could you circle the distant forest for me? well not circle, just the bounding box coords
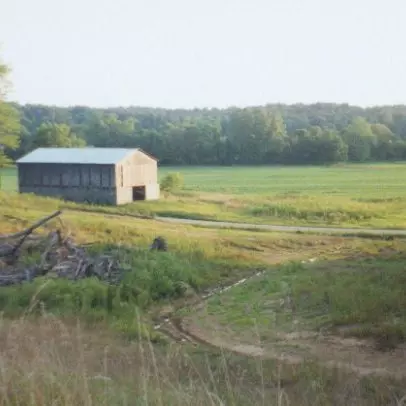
[7,103,406,165]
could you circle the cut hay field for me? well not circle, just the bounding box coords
[2,163,406,229]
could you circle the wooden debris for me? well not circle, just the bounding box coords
[0,210,62,241]
[0,211,122,286]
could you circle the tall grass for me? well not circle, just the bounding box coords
[0,239,259,340]
[0,314,405,405]
[0,314,239,405]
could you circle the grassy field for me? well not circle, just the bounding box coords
[1,191,406,403]
[194,250,406,347]
[1,190,368,335]
[164,164,406,197]
[2,168,406,404]
[3,163,406,229]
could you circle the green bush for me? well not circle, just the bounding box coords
[160,172,184,192]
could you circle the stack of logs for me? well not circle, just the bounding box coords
[0,210,122,286]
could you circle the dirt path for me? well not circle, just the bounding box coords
[176,316,406,380]
[154,262,406,381]
[65,207,406,237]
[157,300,406,380]
[155,216,406,237]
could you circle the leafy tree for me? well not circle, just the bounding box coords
[288,127,347,164]
[0,59,20,166]
[389,140,406,160]
[83,114,137,147]
[317,129,348,163]
[370,123,396,160]
[342,117,375,162]
[224,108,280,164]
[32,122,86,148]
[264,113,289,163]
[371,123,394,141]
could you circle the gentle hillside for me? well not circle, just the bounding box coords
[1,192,406,404]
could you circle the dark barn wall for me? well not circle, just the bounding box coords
[18,163,117,205]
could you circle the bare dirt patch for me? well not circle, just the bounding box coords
[156,241,406,382]
[180,315,406,379]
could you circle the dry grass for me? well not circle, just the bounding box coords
[0,191,375,267]
[0,315,212,405]
[0,314,405,405]
[0,312,290,406]
[1,189,406,404]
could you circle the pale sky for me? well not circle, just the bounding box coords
[1,0,405,108]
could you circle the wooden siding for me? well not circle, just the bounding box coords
[18,163,115,189]
[116,150,158,188]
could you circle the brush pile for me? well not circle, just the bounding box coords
[0,211,122,286]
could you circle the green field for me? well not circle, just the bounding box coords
[1,181,406,404]
[4,163,406,196]
[165,164,406,198]
[3,163,406,229]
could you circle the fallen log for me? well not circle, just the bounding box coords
[0,210,62,241]
[0,211,63,265]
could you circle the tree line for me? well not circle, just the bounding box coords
[2,58,406,165]
[6,103,406,165]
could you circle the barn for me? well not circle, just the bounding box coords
[16,147,160,205]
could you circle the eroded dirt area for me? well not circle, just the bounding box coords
[155,236,406,381]
[178,315,406,380]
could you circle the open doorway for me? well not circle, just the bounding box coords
[132,186,146,201]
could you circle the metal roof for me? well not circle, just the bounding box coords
[16,148,140,165]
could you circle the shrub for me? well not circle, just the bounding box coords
[160,172,184,193]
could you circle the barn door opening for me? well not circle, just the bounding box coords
[132,186,146,201]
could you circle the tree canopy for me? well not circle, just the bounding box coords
[31,122,86,149]
[6,100,406,166]
[0,60,20,166]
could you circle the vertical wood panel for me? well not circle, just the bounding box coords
[90,166,101,187]
[70,165,80,186]
[81,165,90,186]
